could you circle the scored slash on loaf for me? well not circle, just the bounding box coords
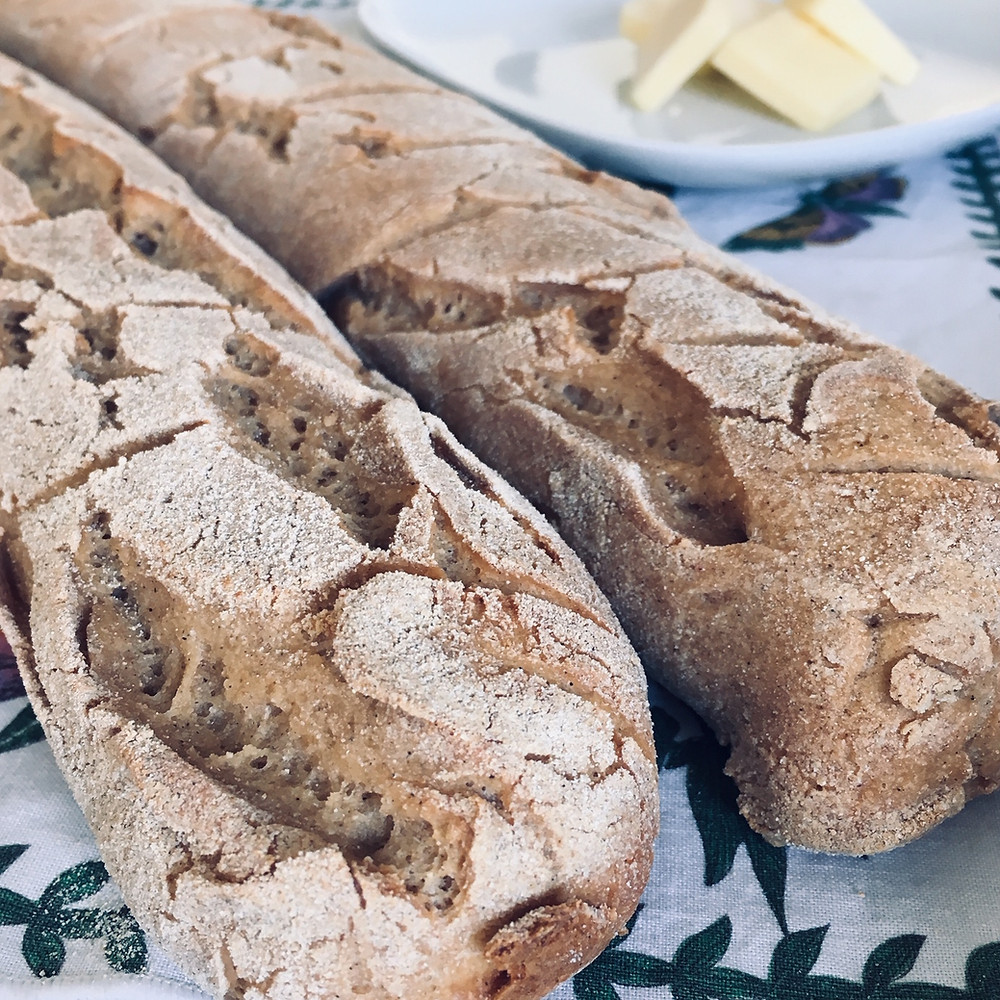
[0,54,658,1000]
[4,0,1000,857]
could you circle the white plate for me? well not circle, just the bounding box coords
[357,0,1000,188]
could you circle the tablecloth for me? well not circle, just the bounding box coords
[3,1,1000,998]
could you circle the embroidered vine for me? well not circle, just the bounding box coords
[948,136,1000,302]
[575,911,1000,1000]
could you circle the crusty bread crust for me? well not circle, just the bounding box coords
[0,57,657,1000]
[3,0,998,855]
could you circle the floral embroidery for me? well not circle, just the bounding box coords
[0,704,44,754]
[0,639,43,754]
[574,694,1000,1000]
[575,913,1000,1000]
[0,845,147,978]
[724,171,907,252]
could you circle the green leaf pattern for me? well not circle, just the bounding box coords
[0,843,29,877]
[0,849,147,978]
[964,943,1000,1000]
[947,137,1000,301]
[576,919,1000,1000]
[0,703,45,754]
[863,935,926,993]
[575,694,1000,1000]
[654,700,788,934]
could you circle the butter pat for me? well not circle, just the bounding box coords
[619,0,672,44]
[786,0,919,85]
[629,0,738,112]
[711,6,882,131]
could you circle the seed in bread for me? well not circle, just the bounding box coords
[0,55,657,1000]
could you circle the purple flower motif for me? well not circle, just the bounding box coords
[806,206,872,244]
[724,170,907,252]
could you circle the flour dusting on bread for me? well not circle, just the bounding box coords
[0,0,1000,853]
[2,0,997,855]
[0,56,657,1000]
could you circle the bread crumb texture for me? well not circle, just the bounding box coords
[0,57,657,1000]
[3,0,998,857]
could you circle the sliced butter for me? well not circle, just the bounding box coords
[628,0,738,113]
[786,0,919,85]
[710,6,882,131]
[620,0,674,45]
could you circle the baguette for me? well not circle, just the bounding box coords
[6,0,1000,856]
[0,55,658,1000]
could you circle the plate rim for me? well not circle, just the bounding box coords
[356,0,1000,187]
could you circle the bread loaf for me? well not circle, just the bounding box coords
[7,1,1000,856]
[0,54,658,1000]
[9,0,1000,857]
